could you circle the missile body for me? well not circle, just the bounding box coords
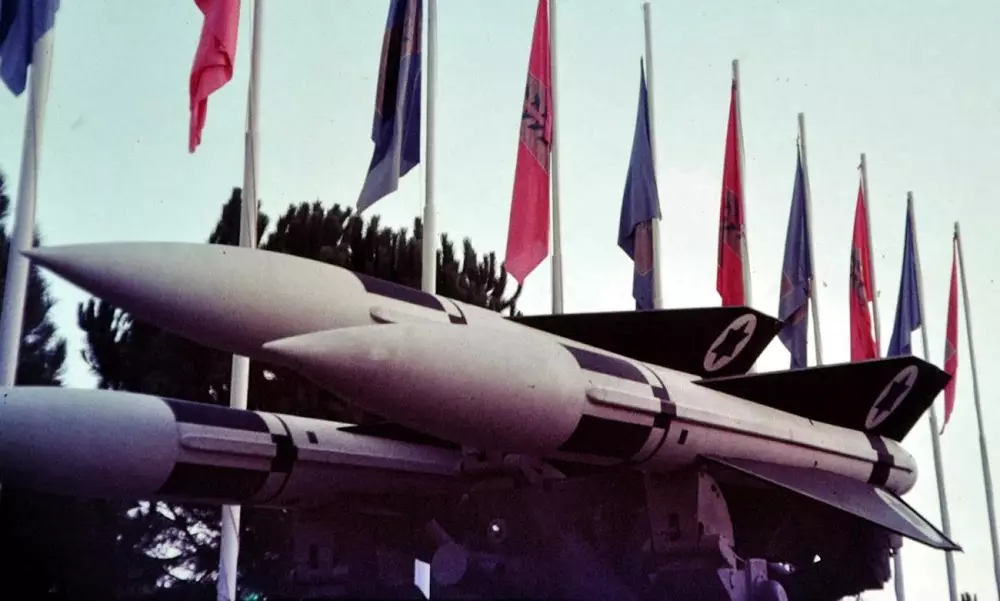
[23,243,512,366]
[0,387,463,507]
[262,324,918,496]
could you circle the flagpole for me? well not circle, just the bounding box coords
[421,0,437,294]
[640,2,663,310]
[908,192,958,601]
[731,59,751,309]
[548,0,564,314]
[860,153,882,355]
[218,2,262,600]
[796,113,824,365]
[0,26,56,388]
[860,155,903,601]
[954,221,1000,599]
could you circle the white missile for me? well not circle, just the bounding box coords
[0,386,464,507]
[263,322,916,494]
[20,241,960,553]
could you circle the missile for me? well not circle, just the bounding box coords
[20,241,960,552]
[21,242,780,379]
[0,386,464,508]
[263,322,917,493]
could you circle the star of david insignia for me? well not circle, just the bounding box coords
[633,221,654,276]
[864,365,919,430]
[703,313,758,373]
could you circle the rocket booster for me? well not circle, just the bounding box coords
[0,387,463,507]
[262,323,919,496]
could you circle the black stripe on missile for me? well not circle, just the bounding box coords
[653,400,675,429]
[866,434,894,487]
[162,398,268,433]
[357,273,446,312]
[645,368,671,401]
[561,345,647,384]
[259,415,298,505]
[443,299,468,325]
[157,462,269,502]
[558,415,652,459]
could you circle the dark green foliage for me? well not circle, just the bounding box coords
[75,188,522,598]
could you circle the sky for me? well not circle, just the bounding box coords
[1,0,999,599]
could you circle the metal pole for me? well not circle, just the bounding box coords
[548,0,564,314]
[0,27,56,387]
[218,2,262,599]
[908,192,958,601]
[421,0,437,294]
[954,221,1000,599]
[642,2,662,309]
[796,113,824,366]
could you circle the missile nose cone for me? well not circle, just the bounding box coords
[22,242,374,362]
[263,324,588,454]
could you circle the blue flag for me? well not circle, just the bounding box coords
[777,147,813,369]
[357,0,422,213]
[0,0,59,96]
[617,59,661,311]
[887,202,922,356]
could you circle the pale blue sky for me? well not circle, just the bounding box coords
[2,1,1000,599]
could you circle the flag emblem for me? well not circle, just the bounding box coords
[633,221,654,276]
[520,74,551,169]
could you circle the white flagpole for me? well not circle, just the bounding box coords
[908,192,958,601]
[641,2,662,310]
[796,113,824,366]
[954,221,1000,599]
[421,0,437,294]
[862,155,903,601]
[731,59,751,309]
[217,2,262,600]
[548,0,564,314]
[0,26,56,387]
[860,153,882,355]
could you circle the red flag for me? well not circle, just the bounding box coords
[504,0,552,283]
[716,80,746,306]
[189,0,241,153]
[849,180,878,361]
[942,241,959,431]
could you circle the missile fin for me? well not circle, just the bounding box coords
[509,306,783,377]
[695,355,950,442]
[702,455,960,551]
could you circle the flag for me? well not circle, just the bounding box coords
[716,79,746,306]
[0,0,59,96]
[887,203,922,357]
[617,59,661,311]
[504,0,552,284]
[850,179,878,361]
[778,147,813,369]
[357,0,422,213]
[189,0,240,153]
[942,240,959,430]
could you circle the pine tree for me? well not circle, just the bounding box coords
[76,189,523,598]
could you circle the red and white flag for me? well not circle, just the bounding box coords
[849,180,878,361]
[942,240,959,431]
[189,0,240,153]
[716,80,746,306]
[504,0,552,284]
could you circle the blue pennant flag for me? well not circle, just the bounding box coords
[777,146,813,369]
[0,0,59,96]
[887,201,922,357]
[617,58,661,311]
[357,0,422,213]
